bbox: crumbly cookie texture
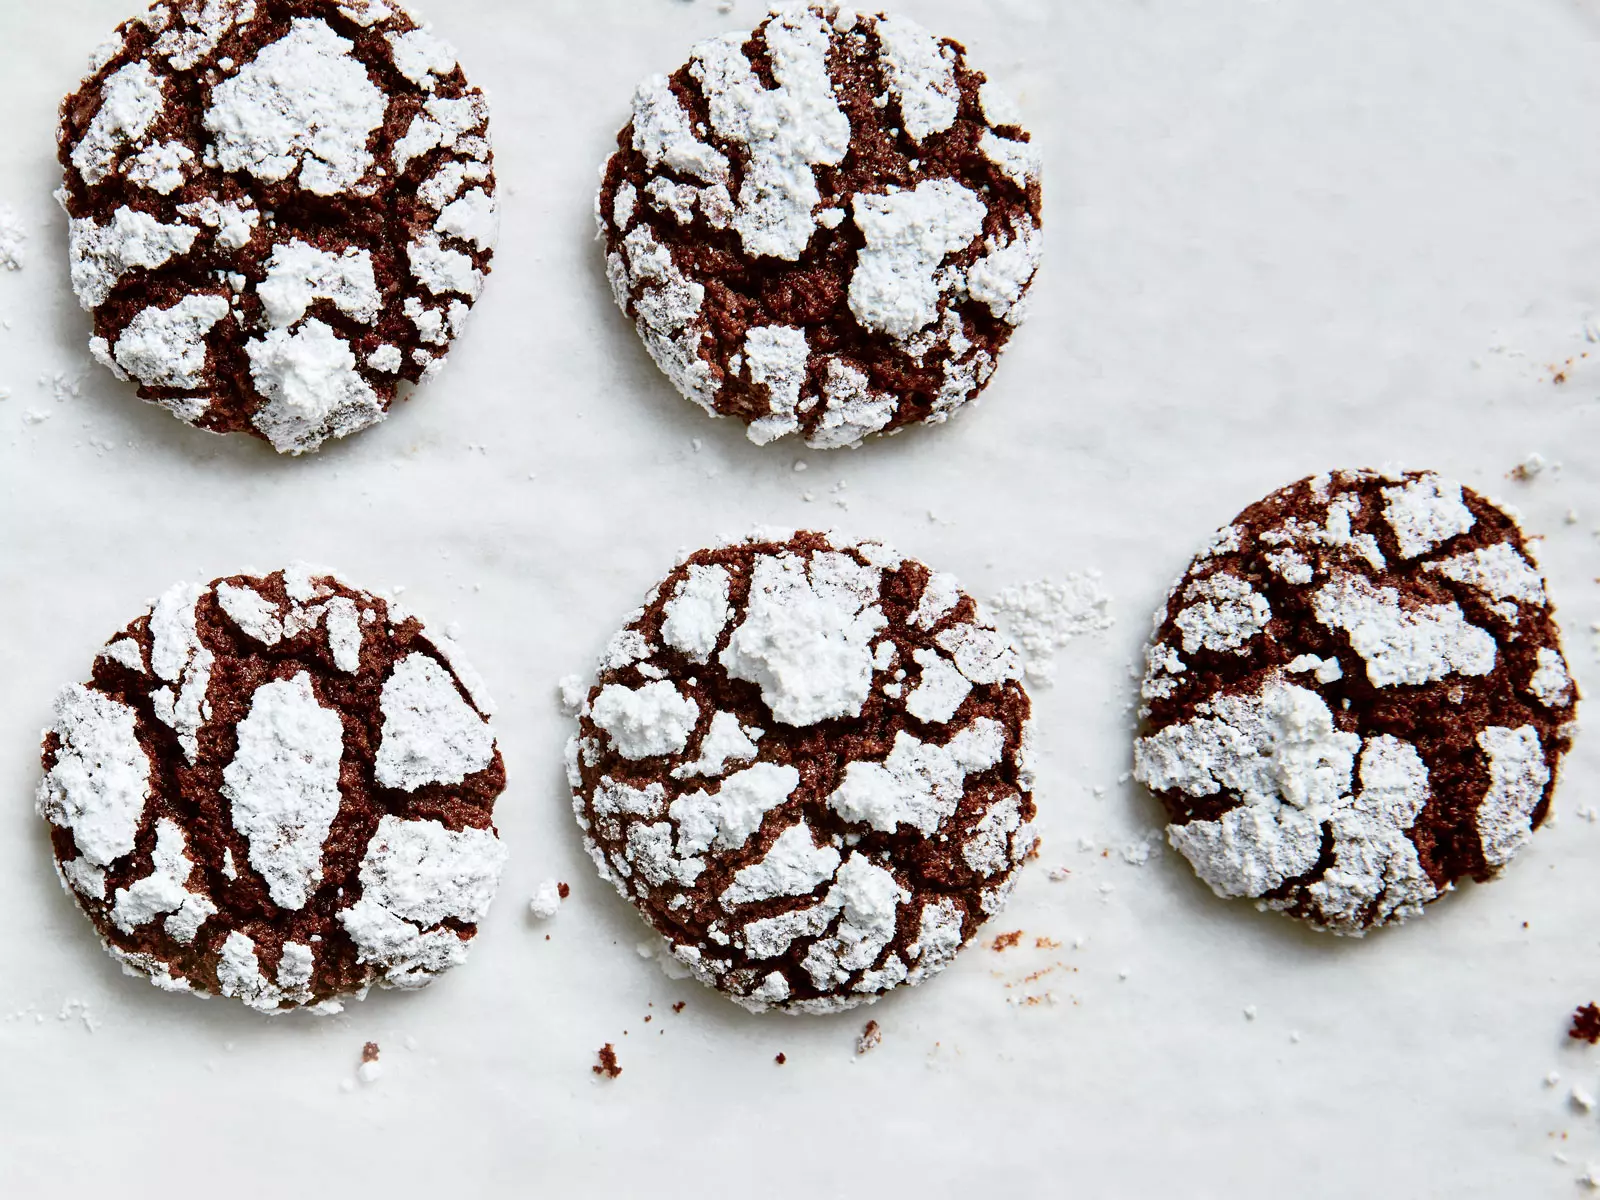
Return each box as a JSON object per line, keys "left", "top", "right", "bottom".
{"left": 37, "top": 565, "right": 506, "bottom": 1011}
{"left": 597, "top": 4, "right": 1042, "bottom": 450}
{"left": 57, "top": 0, "right": 496, "bottom": 453}
{"left": 567, "top": 531, "right": 1036, "bottom": 1014}
{"left": 1133, "top": 470, "right": 1578, "bottom": 934}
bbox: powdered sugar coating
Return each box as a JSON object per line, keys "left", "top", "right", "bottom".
{"left": 58, "top": 0, "right": 497, "bottom": 452}
{"left": 38, "top": 564, "right": 505, "bottom": 1010}
{"left": 1135, "top": 469, "right": 1577, "bottom": 933}
{"left": 569, "top": 531, "right": 1034, "bottom": 1012}
{"left": 597, "top": 3, "right": 1041, "bottom": 448}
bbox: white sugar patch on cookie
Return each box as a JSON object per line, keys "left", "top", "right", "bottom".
{"left": 154, "top": 0, "right": 257, "bottom": 72}
{"left": 217, "top": 581, "right": 283, "bottom": 644}
{"left": 176, "top": 196, "right": 260, "bottom": 250}
{"left": 36, "top": 684, "right": 152, "bottom": 868}
{"left": 72, "top": 61, "right": 165, "bottom": 186}
{"left": 386, "top": 27, "right": 457, "bottom": 89}
{"left": 961, "top": 794, "right": 1026, "bottom": 877}
{"left": 913, "top": 572, "right": 961, "bottom": 629}
{"left": 607, "top": 224, "right": 716, "bottom": 413}
{"left": 1174, "top": 572, "right": 1271, "bottom": 655}
{"left": 338, "top": 815, "right": 507, "bottom": 986}
{"left": 590, "top": 680, "right": 699, "bottom": 760}
{"left": 245, "top": 318, "right": 385, "bottom": 454}
{"left": 904, "top": 896, "right": 964, "bottom": 985}
{"left": 827, "top": 719, "right": 1005, "bottom": 835}
{"left": 204, "top": 18, "right": 387, "bottom": 196}
{"left": 720, "top": 821, "right": 842, "bottom": 908}
{"left": 934, "top": 622, "right": 1022, "bottom": 685}
{"left": 660, "top": 564, "right": 732, "bottom": 663}
{"left": 807, "top": 358, "right": 897, "bottom": 449}
{"left": 68, "top": 207, "right": 199, "bottom": 309}
{"left": 1529, "top": 648, "right": 1573, "bottom": 707}
{"left": 630, "top": 74, "right": 730, "bottom": 183}
{"left": 1426, "top": 542, "right": 1547, "bottom": 607}
{"left": 99, "top": 637, "right": 147, "bottom": 673}
{"left": 1137, "top": 680, "right": 1358, "bottom": 898}
{"left": 978, "top": 131, "right": 1042, "bottom": 189}
{"left": 874, "top": 14, "right": 959, "bottom": 142}
{"left": 125, "top": 140, "right": 196, "bottom": 194}
{"left": 904, "top": 648, "right": 971, "bottom": 724}
{"left": 744, "top": 325, "right": 811, "bottom": 445}
{"left": 409, "top": 231, "right": 482, "bottom": 298}
{"left": 1381, "top": 473, "right": 1475, "bottom": 559}
{"left": 719, "top": 550, "right": 886, "bottom": 725}
{"left": 690, "top": 8, "right": 851, "bottom": 261}
{"left": 111, "top": 817, "right": 215, "bottom": 942}
{"left": 147, "top": 580, "right": 213, "bottom": 764}
{"left": 436, "top": 187, "right": 498, "bottom": 252}
{"left": 1259, "top": 494, "right": 1385, "bottom": 572}
{"left": 258, "top": 240, "right": 380, "bottom": 328}
{"left": 671, "top": 761, "right": 799, "bottom": 856}
{"left": 1313, "top": 574, "right": 1495, "bottom": 688}
{"left": 112, "top": 294, "right": 230, "bottom": 389}
{"left": 324, "top": 596, "right": 362, "bottom": 672}
{"left": 221, "top": 672, "right": 345, "bottom": 911}
{"left": 374, "top": 652, "right": 495, "bottom": 790}
{"left": 800, "top": 853, "right": 909, "bottom": 989}
{"left": 1477, "top": 725, "right": 1550, "bottom": 868}
{"left": 393, "top": 92, "right": 490, "bottom": 173}
{"left": 966, "top": 216, "right": 1042, "bottom": 325}
{"left": 848, "top": 179, "right": 985, "bottom": 339}
{"left": 671, "top": 710, "right": 761, "bottom": 780}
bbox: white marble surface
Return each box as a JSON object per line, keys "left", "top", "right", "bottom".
{"left": 1, "top": 0, "right": 1599, "bottom": 1195}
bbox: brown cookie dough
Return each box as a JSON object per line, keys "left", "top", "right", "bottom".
{"left": 597, "top": 4, "right": 1042, "bottom": 449}
{"left": 1133, "top": 470, "right": 1578, "bottom": 934}
{"left": 57, "top": 0, "right": 496, "bottom": 454}
{"left": 36, "top": 565, "right": 507, "bottom": 1011}
{"left": 566, "top": 531, "right": 1036, "bottom": 1014}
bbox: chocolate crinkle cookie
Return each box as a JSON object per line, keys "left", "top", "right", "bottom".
{"left": 1133, "top": 470, "right": 1579, "bottom": 934}
{"left": 567, "top": 531, "right": 1036, "bottom": 1014}
{"left": 597, "top": 4, "right": 1042, "bottom": 449}
{"left": 57, "top": 0, "right": 496, "bottom": 454}
{"left": 36, "top": 565, "right": 507, "bottom": 1012}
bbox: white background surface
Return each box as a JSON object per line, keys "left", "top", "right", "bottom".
{"left": 2, "top": 0, "right": 1599, "bottom": 1195}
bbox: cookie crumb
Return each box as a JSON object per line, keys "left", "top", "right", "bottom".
{"left": 1510, "top": 452, "right": 1547, "bottom": 481}
{"left": 593, "top": 1044, "right": 622, "bottom": 1079}
{"left": 672, "top": 1001, "right": 686, "bottom": 1013}
{"left": 991, "top": 930, "right": 1023, "bottom": 951}
{"left": 856, "top": 1020, "right": 882, "bottom": 1055}
{"left": 774, "top": 1053, "right": 786, "bottom": 1065}
{"left": 1572, "top": 1004, "right": 1600, "bottom": 1044}
{"left": 358, "top": 1041, "right": 382, "bottom": 1084}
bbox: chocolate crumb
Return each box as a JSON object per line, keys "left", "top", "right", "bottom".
{"left": 557, "top": 882, "right": 571, "bottom": 899}
{"left": 361, "top": 1041, "right": 380, "bottom": 1064}
{"left": 1570, "top": 1004, "right": 1600, "bottom": 1044}
{"left": 774, "top": 1053, "right": 786, "bottom": 1066}
{"left": 991, "top": 930, "right": 1024, "bottom": 951}
{"left": 672, "top": 1002, "right": 686, "bottom": 1013}
{"left": 593, "top": 1044, "right": 622, "bottom": 1078}
{"left": 856, "top": 1020, "right": 882, "bottom": 1055}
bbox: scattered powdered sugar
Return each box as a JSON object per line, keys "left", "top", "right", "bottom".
{"left": 204, "top": 18, "right": 387, "bottom": 196}
{"left": 221, "top": 673, "right": 345, "bottom": 911}
{"left": 529, "top": 879, "right": 564, "bottom": 919}
{"left": 1313, "top": 574, "right": 1495, "bottom": 688}
{"left": 0, "top": 204, "right": 26, "bottom": 270}
{"left": 374, "top": 652, "right": 495, "bottom": 790}
{"left": 988, "top": 574, "right": 1114, "bottom": 684}
{"left": 36, "top": 685, "right": 152, "bottom": 868}
{"left": 338, "top": 816, "right": 508, "bottom": 986}
{"left": 719, "top": 550, "right": 886, "bottom": 725}
{"left": 1476, "top": 725, "right": 1550, "bottom": 867}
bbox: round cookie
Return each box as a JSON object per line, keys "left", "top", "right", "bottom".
{"left": 36, "top": 565, "right": 507, "bottom": 1011}
{"left": 57, "top": 0, "right": 496, "bottom": 454}
{"left": 1133, "top": 469, "right": 1578, "bottom": 934}
{"left": 597, "top": 4, "right": 1042, "bottom": 449}
{"left": 566, "top": 531, "right": 1036, "bottom": 1014}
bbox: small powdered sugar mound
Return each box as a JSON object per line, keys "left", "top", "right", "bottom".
{"left": 0, "top": 205, "right": 26, "bottom": 270}
{"left": 1134, "top": 469, "right": 1577, "bottom": 934}
{"left": 568, "top": 531, "right": 1034, "bottom": 1014}
{"left": 56, "top": 0, "right": 497, "bottom": 453}
{"left": 989, "top": 575, "right": 1114, "bottom": 684}
{"left": 36, "top": 564, "right": 507, "bottom": 1011}
{"left": 597, "top": 3, "right": 1041, "bottom": 448}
